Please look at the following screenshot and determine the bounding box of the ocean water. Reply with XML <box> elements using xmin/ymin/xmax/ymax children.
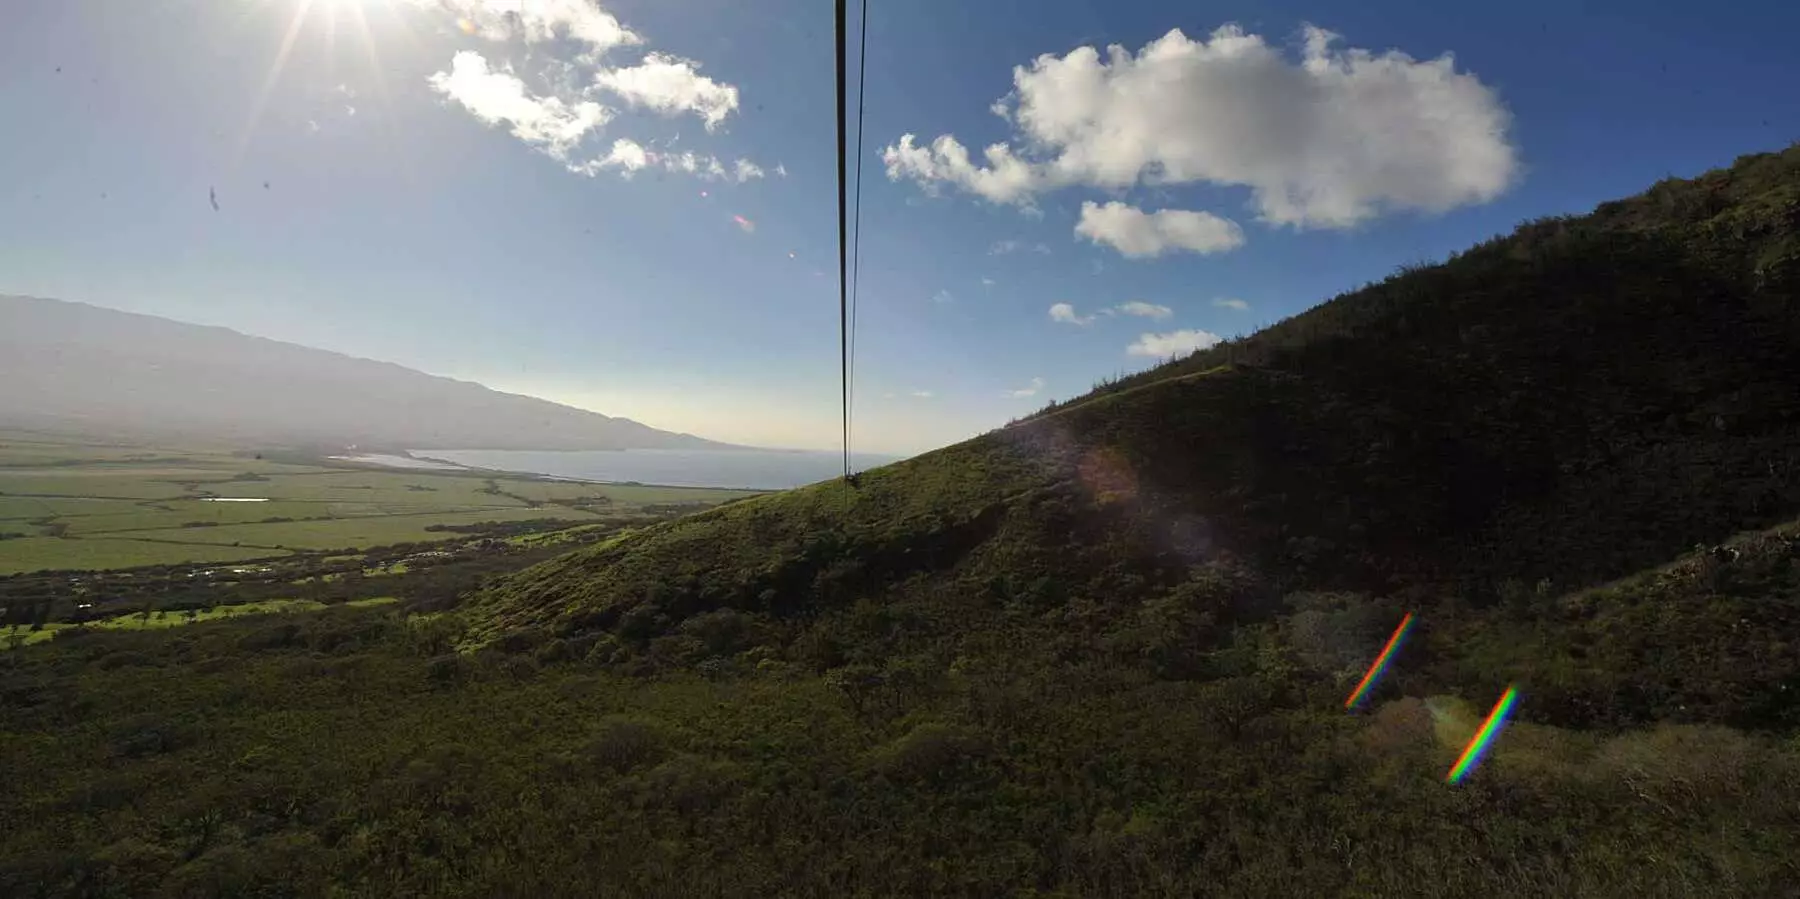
<box><xmin>415</xmin><ymin>448</ymin><xmax>904</xmax><ymax>490</ymax></box>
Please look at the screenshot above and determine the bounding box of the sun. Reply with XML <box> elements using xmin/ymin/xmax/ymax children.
<box><xmin>233</xmin><ymin>0</ymin><xmax>416</xmax><ymax>163</ymax></box>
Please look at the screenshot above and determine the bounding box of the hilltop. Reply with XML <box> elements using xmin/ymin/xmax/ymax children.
<box><xmin>0</xmin><ymin>296</ymin><xmax>735</xmax><ymax>452</ymax></box>
<box><xmin>466</xmin><ymin>145</ymin><xmax>1800</xmax><ymax>710</ymax></box>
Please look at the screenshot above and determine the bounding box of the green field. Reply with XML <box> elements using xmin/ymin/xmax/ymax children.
<box><xmin>0</xmin><ymin>435</ymin><xmax>762</xmax><ymax>573</ymax></box>
<box><xmin>2</xmin><ymin>596</ymin><xmax>401</xmax><ymax>647</ymax></box>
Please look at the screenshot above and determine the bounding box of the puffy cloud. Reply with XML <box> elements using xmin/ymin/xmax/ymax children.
<box><xmin>1049</xmin><ymin>302</ymin><xmax>1094</xmax><ymax>325</ymax></box>
<box><xmin>411</xmin><ymin>0</ymin><xmax>642</xmax><ymax>56</ymax></box>
<box><xmin>428</xmin><ymin>51</ymin><xmax>611</xmax><ymax>160</ymax></box>
<box><xmin>1005</xmin><ymin>376</ymin><xmax>1046</xmax><ymax>398</ymax></box>
<box><xmin>1076</xmin><ymin>201</ymin><xmax>1245</xmax><ymax>257</ymax></box>
<box><xmin>593</xmin><ymin>53</ymin><xmax>740</xmax><ymax>130</ymax></box>
<box><xmin>883</xmin><ymin>134</ymin><xmax>1041</xmax><ymax>205</ymax></box>
<box><xmin>1128</xmin><ymin>328</ymin><xmax>1223</xmax><ymax>358</ymax></box>
<box><xmin>1213</xmin><ymin>297</ymin><xmax>1250</xmax><ymax>310</ymax></box>
<box><xmin>734</xmin><ymin>159</ymin><xmax>764</xmax><ymax>181</ymax></box>
<box><xmin>1116</xmin><ymin>301</ymin><xmax>1173</xmax><ymax>319</ymax></box>
<box><xmin>885</xmin><ymin>25</ymin><xmax>1516</xmax><ymax>228</ymax></box>
<box><xmin>593</xmin><ymin>136</ymin><xmax>651</xmax><ymax>172</ymax></box>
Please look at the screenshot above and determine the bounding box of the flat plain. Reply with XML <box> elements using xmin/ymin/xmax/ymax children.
<box><xmin>0</xmin><ymin>432</ymin><xmax>761</xmax><ymax>574</ymax></box>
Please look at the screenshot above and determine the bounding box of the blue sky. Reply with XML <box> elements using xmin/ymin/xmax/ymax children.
<box><xmin>2</xmin><ymin>0</ymin><xmax>1796</xmax><ymax>454</ymax></box>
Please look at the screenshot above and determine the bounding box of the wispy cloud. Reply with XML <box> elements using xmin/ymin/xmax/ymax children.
<box><xmin>1116</xmin><ymin>301</ymin><xmax>1173</xmax><ymax>319</ymax></box>
<box><xmin>980</xmin><ymin>277</ymin><xmax>996</xmax><ymax>287</ymax></box>
<box><xmin>1213</xmin><ymin>297</ymin><xmax>1250</xmax><ymax>310</ymax></box>
<box><xmin>910</xmin><ymin>390</ymin><xmax>935</xmax><ymax>398</ymax></box>
<box><xmin>1128</xmin><ymin>329</ymin><xmax>1222</xmax><ymax>358</ymax></box>
<box><xmin>409</xmin><ymin>0</ymin><xmax>642</xmax><ymax>56</ymax></box>
<box><xmin>988</xmin><ymin>239</ymin><xmax>1051</xmax><ymax>256</ymax></box>
<box><xmin>1005</xmin><ymin>376</ymin><xmax>1046</xmax><ymax>398</ymax></box>
<box><xmin>574</xmin><ymin>138</ymin><xmax>763</xmax><ymax>182</ymax></box>
<box><xmin>1053</xmin><ymin>300</ymin><xmax>1169</xmax><ymax>324</ymax></box>
<box><xmin>932</xmin><ymin>289</ymin><xmax>954</xmax><ymax>304</ymax></box>
<box><xmin>1049</xmin><ymin>302</ymin><xmax>1094</xmax><ymax>326</ymax></box>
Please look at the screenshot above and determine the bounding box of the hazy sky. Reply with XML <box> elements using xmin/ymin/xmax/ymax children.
<box><xmin>3</xmin><ymin>0</ymin><xmax>1796</xmax><ymax>454</ymax></box>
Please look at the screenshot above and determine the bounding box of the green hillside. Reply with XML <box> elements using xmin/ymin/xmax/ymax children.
<box><xmin>5</xmin><ymin>147</ymin><xmax>1799</xmax><ymax>896</ymax></box>
<box><xmin>465</xmin><ymin>145</ymin><xmax>1800</xmax><ymax>732</ymax></box>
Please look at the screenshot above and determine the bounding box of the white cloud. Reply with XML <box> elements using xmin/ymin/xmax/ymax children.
<box><xmin>1128</xmin><ymin>328</ymin><xmax>1223</xmax><ymax>358</ymax></box>
<box><xmin>910</xmin><ymin>390</ymin><xmax>935</xmax><ymax>399</ymax></box>
<box><xmin>428</xmin><ymin>51</ymin><xmax>611</xmax><ymax>160</ymax></box>
<box><xmin>1049</xmin><ymin>302</ymin><xmax>1094</xmax><ymax>325</ymax></box>
<box><xmin>884</xmin><ymin>134</ymin><xmax>1041</xmax><ymax>206</ymax></box>
<box><xmin>989</xmin><ymin>239</ymin><xmax>1050</xmax><ymax>256</ymax></box>
<box><xmin>1005</xmin><ymin>376</ymin><xmax>1046</xmax><ymax>398</ymax></box>
<box><xmin>1116</xmin><ymin>301</ymin><xmax>1173</xmax><ymax>319</ymax></box>
<box><xmin>593</xmin><ymin>53</ymin><xmax>740</xmax><ymax>130</ymax></box>
<box><xmin>1076</xmin><ymin>201</ymin><xmax>1245</xmax><ymax>257</ymax></box>
<box><xmin>415</xmin><ymin>3</ymin><xmax>757</xmax><ymax>184</ymax></box>
<box><xmin>593</xmin><ymin>137</ymin><xmax>651</xmax><ymax>172</ymax></box>
<box><xmin>574</xmin><ymin>138</ymin><xmax>763</xmax><ymax>182</ymax></box>
<box><xmin>775</xmin><ymin>163</ymin><xmax>789</xmax><ymax>178</ymax></box>
<box><xmin>932</xmin><ymin>289</ymin><xmax>954</xmax><ymax>304</ymax></box>
<box><xmin>884</xmin><ymin>25</ymin><xmax>1516</xmax><ymax>228</ymax></box>
<box><xmin>980</xmin><ymin>277</ymin><xmax>996</xmax><ymax>287</ymax></box>
<box><xmin>411</xmin><ymin>0</ymin><xmax>642</xmax><ymax>56</ymax></box>
<box><xmin>1213</xmin><ymin>297</ymin><xmax>1250</xmax><ymax>310</ymax></box>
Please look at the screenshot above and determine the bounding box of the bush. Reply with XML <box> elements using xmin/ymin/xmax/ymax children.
<box><xmin>583</xmin><ymin>717</ymin><xmax>670</xmax><ymax>774</ymax></box>
<box><xmin>864</xmin><ymin>721</ymin><xmax>989</xmax><ymax>786</ymax></box>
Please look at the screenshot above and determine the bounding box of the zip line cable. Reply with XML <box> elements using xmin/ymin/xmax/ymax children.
<box><xmin>847</xmin><ymin>0</ymin><xmax>870</xmax><ymax>478</ymax></box>
<box><xmin>835</xmin><ymin>0</ymin><xmax>850</xmax><ymax>481</ymax></box>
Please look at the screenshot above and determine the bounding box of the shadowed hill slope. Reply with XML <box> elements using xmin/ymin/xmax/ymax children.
<box><xmin>468</xmin><ymin>145</ymin><xmax>1800</xmax><ymax>696</ymax></box>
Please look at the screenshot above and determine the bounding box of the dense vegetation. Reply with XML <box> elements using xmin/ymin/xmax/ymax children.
<box><xmin>4</xmin><ymin>146</ymin><xmax>1800</xmax><ymax>896</ymax></box>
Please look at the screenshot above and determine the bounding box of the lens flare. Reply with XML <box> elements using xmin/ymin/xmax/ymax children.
<box><xmin>1446</xmin><ymin>685</ymin><xmax>1519</xmax><ymax>784</ymax></box>
<box><xmin>1344</xmin><ymin>612</ymin><xmax>1414</xmax><ymax>709</ymax></box>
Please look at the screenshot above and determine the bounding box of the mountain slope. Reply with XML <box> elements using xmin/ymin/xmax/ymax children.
<box><xmin>0</xmin><ymin>296</ymin><xmax>734</xmax><ymax>451</ymax></box>
<box><xmin>467</xmin><ymin>145</ymin><xmax>1800</xmax><ymax>733</ymax></box>
<box><xmin>5</xmin><ymin>148</ymin><xmax>1800</xmax><ymax>897</ymax></box>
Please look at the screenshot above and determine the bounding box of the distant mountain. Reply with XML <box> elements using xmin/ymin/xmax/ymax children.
<box><xmin>0</xmin><ymin>296</ymin><xmax>737</xmax><ymax>451</ymax></box>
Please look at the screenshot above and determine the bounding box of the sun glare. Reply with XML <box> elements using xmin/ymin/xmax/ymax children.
<box><xmin>231</xmin><ymin>0</ymin><xmax>413</xmax><ymax>169</ymax></box>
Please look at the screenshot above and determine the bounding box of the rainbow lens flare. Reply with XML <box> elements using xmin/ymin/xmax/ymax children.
<box><xmin>1446</xmin><ymin>686</ymin><xmax>1519</xmax><ymax>784</ymax></box>
<box><xmin>1344</xmin><ymin>612</ymin><xmax>1415</xmax><ymax>709</ymax></box>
